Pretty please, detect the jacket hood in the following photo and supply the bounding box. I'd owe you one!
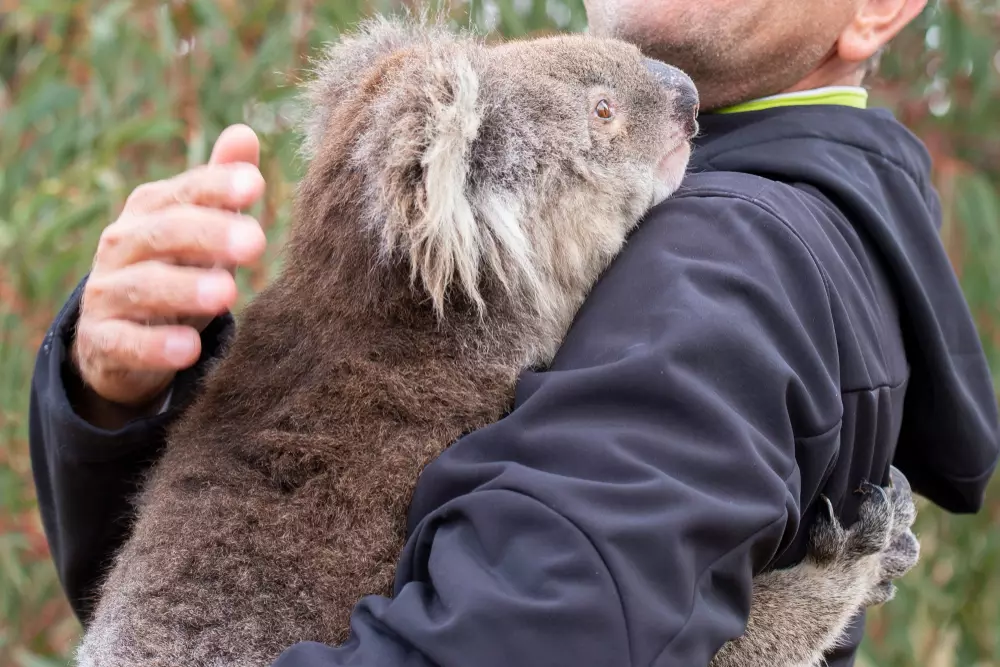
[690,105,999,512]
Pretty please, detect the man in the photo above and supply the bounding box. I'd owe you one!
[29,0,999,665]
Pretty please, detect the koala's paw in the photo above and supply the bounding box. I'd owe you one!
[866,466,920,605]
[806,465,920,607]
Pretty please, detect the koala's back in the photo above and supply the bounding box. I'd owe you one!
[74,278,526,666]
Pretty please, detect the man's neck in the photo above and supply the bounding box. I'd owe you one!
[712,58,868,115]
[783,65,866,95]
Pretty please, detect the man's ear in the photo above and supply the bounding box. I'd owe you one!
[838,0,927,65]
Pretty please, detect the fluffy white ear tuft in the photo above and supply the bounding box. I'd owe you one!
[407,50,484,317]
[350,39,495,320]
[309,16,536,320]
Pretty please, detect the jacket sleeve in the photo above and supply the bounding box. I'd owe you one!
[268,192,846,667]
[28,276,234,625]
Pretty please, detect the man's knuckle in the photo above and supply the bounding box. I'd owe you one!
[75,321,97,351]
[96,223,125,257]
[195,223,222,253]
[170,176,198,206]
[120,334,146,363]
[157,274,184,303]
[83,276,108,306]
[72,327,100,370]
[126,182,160,209]
[170,166,217,203]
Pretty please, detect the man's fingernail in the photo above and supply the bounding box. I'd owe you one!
[198,274,232,308]
[164,336,196,364]
[231,167,261,199]
[228,225,263,260]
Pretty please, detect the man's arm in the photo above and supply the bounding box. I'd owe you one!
[269,191,846,666]
[28,279,235,624]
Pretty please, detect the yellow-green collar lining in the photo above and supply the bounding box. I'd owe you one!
[714,86,869,114]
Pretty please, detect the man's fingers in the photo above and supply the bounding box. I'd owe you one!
[210,124,261,167]
[75,318,203,374]
[70,124,264,407]
[122,162,265,215]
[94,206,266,270]
[84,263,237,321]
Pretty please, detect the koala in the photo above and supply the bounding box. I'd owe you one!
[74,13,920,667]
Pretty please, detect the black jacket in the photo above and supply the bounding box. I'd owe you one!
[29,103,999,667]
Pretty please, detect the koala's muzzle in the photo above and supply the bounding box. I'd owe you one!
[645,58,699,136]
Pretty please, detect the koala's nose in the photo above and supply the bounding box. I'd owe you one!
[645,58,699,130]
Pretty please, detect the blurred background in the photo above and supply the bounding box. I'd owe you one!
[1,1,998,665]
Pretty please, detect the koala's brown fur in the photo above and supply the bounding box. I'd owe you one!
[75,13,918,667]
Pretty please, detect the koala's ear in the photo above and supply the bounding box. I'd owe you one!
[298,13,459,160]
[301,15,527,319]
[398,47,486,317]
[354,37,506,319]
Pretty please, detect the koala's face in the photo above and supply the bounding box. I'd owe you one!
[480,35,699,213]
[300,18,698,325]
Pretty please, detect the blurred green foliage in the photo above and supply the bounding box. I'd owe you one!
[1,1,998,666]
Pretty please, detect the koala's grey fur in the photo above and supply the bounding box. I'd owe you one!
[73,13,919,667]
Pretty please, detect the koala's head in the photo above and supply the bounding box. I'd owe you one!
[298,15,698,326]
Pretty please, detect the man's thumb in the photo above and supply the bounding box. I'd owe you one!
[209,124,260,167]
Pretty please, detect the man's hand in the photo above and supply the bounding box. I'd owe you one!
[69,124,267,426]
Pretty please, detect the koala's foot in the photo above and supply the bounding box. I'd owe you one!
[709,467,920,667]
[807,465,920,607]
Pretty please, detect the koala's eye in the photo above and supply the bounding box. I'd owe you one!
[594,99,614,120]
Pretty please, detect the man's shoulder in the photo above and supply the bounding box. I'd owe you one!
[649,170,855,287]
[635,170,836,282]
[630,166,910,406]
[565,171,839,364]
[673,170,777,202]
[669,170,832,236]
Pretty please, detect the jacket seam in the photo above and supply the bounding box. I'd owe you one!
[793,183,893,383]
[840,375,908,396]
[793,414,844,445]
[673,181,908,396]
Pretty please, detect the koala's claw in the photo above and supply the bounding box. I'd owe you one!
[858,480,880,495]
[849,483,892,557]
[864,528,920,606]
[888,464,910,493]
[806,468,920,608]
[808,495,846,564]
[819,494,836,521]
[887,468,917,532]
[865,579,898,606]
